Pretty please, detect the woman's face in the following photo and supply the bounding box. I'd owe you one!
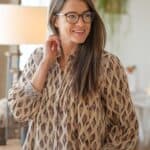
[55,0,92,46]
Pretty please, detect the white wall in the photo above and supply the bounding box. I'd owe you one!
[21,0,50,6]
[119,0,150,65]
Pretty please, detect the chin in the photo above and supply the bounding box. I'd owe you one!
[72,38,87,44]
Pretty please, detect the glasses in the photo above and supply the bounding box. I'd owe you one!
[56,11,94,24]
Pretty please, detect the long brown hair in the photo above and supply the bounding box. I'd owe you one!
[48,0,106,99]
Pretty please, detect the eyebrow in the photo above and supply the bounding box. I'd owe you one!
[61,10,91,14]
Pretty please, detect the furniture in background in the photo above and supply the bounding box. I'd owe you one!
[0,98,7,145]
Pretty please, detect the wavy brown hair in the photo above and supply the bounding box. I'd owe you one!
[48,0,106,99]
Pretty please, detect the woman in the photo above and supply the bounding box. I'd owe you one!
[8,0,138,149]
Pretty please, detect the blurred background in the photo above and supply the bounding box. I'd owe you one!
[0,0,150,150]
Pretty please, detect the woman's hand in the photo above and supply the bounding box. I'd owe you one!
[42,35,61,66]
[31,35,61,92]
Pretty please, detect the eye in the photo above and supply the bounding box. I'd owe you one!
[84,12,92,18]
[67,13,77,20]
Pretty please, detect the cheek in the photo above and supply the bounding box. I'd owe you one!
[87,24,91,34]
[58,21,71,35]
[62,26,74,38]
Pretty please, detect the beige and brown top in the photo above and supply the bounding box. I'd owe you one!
[8,47,138,150]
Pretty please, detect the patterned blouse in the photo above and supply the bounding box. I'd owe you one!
[8,47,138,150]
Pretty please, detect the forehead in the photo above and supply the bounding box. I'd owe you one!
[61,0,89,13]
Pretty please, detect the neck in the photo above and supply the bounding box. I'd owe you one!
[61,41,77,61]
[58,41,77,71]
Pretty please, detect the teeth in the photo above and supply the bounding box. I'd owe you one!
[74,31,84,33]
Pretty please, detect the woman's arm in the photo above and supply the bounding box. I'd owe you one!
[8,35,61,123]
[8,48,44,122]
[101,54,139,150]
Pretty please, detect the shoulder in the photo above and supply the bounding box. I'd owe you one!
[99,50,127,88]
[101,50,125,74]
[101,50,122,68]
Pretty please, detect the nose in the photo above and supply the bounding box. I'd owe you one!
[76,16,84,26]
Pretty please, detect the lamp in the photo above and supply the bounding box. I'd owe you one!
[0,4,48,145]
[0,4,48,45]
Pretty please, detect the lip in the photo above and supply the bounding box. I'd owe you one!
[72,30,85,35]
[72,29,85,32]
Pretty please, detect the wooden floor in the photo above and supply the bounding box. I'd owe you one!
[0,139,21,150]
[0,139,150,150]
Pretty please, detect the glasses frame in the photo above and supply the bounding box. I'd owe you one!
[55,11,95,24]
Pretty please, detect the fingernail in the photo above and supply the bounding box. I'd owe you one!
[51,45,54,51]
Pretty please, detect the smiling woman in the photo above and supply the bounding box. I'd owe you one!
[8,0,138,149]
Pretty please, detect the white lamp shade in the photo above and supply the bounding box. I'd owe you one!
[0,5,48,45]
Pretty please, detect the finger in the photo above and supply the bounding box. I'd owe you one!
[47,35,60,47]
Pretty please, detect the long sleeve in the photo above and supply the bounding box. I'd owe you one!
[8,48,43,122]
[101,54,139,150]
